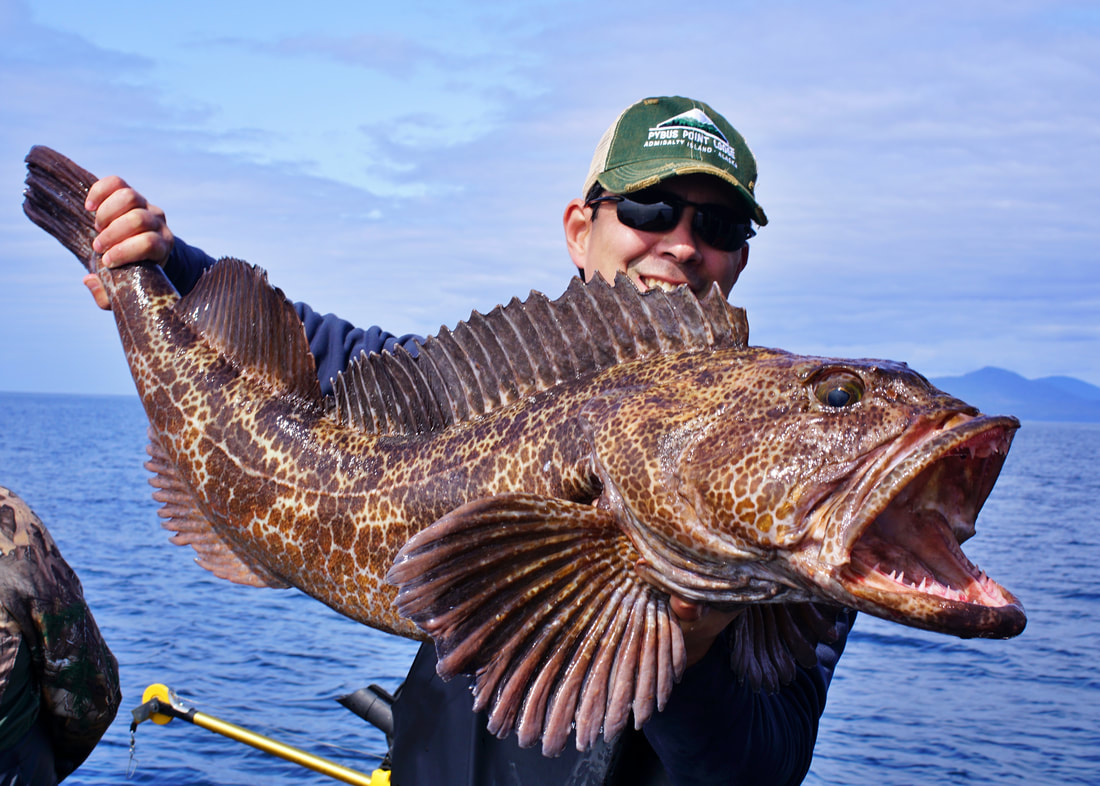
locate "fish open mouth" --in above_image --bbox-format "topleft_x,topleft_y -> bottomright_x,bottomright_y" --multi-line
835,413 -> 1026,638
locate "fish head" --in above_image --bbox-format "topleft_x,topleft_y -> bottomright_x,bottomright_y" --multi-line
586,347 -> 1025,639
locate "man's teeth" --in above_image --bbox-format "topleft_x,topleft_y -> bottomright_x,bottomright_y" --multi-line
640,277 -> 680,293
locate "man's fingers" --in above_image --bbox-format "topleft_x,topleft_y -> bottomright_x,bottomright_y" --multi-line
82,273 -> 111,311
85,176 -> 173,268
669,596 -> 704,622
99,232 -> 170,269
668,595 -> 743,667
93,204 -> 160,255
91,186 -> 153,234
84,175 -> 130,214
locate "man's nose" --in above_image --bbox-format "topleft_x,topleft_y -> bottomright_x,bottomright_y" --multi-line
658,208 -> 703,263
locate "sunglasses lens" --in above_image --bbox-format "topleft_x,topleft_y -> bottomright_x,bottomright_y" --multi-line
605,194 -> 753,251
693,208 -> 750,251
614,199 -> 679,232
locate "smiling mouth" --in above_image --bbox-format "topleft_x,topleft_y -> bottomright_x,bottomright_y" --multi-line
637,275 -> 686,293
836,414 -> 1026,639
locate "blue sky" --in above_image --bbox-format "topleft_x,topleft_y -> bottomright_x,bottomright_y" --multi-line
2,0 -> 1097,395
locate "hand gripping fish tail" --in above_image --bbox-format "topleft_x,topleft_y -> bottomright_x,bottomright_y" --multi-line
24,145 -> 1025,758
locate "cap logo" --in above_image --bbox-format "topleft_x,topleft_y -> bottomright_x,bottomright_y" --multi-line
642,108 -> 739,169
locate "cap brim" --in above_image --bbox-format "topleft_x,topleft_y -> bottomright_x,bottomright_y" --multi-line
598,161 -> 768,226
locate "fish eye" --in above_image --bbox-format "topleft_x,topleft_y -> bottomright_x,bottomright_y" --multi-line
812,370 -> 864,408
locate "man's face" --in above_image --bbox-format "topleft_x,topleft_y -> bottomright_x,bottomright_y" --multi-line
564,174 -> 751,299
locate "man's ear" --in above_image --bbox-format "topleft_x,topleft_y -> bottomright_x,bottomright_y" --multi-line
563,198 -> 591,274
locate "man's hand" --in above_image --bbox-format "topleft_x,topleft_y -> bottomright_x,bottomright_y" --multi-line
670,595 -> 742,668
82,176 -> 174,310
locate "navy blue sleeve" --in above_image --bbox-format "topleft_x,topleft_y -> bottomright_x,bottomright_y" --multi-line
294,303 -> 422,396
164,238 -> 422,396
162,236 -> 218,296
643,610 -> 854,786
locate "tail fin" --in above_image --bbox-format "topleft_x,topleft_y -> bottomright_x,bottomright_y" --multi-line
23,145 -> 100,273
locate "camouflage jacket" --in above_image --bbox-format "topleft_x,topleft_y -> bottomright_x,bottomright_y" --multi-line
0,486 -> 121,778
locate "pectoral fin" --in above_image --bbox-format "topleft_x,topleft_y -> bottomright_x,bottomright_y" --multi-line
727,602 -> 845,692
387,493 -> 685,755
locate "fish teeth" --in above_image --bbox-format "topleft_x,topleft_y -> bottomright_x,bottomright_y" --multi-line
940,586 -> 966,602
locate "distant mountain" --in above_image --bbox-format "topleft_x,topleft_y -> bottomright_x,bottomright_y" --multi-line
930,367 -> 1100,423
1036,375 -> 1100,402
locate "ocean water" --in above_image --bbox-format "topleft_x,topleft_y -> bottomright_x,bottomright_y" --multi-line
0,391 -> 1096,785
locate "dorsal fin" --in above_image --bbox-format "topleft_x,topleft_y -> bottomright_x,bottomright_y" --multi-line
332,274 -> 748,435
177,258 -> 323,403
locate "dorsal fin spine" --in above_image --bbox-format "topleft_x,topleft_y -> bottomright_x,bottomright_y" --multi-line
393,347 -> 442,432
331,274 -> 749,436
367,353 -> 405,433
374,352 -> 413,433
495,301 -> 543,392
550,280 -> 596,373
415,346 -> 462,426
454,318 -> 505,410
562,277 -> 604,373
586,281 -> 638,364
527,292 -> 577,382
682,290 -> 716,346
480,306 -> 531,402
355,356 -> 382,431
435,327 -> 485,416
504,296 -> 558,389
568,287 -> 618,369
425,337 -> 471,423
346,363 -> 375,432
392,346 -> 443,433
379,349 -> 421,432
347,354 -> 382,431
637,294 -> 678,350
466,312 -> 522,405
332,362 -> 359,430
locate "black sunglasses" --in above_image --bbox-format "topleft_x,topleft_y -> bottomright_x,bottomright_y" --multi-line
586,192 -> 756,252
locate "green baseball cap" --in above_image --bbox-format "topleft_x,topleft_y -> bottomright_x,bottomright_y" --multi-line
583,96 -> 768,226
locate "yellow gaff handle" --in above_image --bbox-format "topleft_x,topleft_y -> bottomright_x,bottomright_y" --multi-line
135,684 -> 386,786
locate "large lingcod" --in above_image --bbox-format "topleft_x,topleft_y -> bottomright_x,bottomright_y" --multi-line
23,146 -> 1025,756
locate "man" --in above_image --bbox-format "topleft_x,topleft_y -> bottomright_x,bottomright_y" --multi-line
0,487 -> 121,784
83,96 -> 852,785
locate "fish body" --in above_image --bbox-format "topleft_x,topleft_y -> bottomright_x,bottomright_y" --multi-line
24,146 -> 1025,754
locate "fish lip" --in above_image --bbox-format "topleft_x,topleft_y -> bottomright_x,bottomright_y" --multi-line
824,412 -> 1026,638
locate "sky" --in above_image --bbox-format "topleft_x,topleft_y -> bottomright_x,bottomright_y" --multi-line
1,0 -> 1098,396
